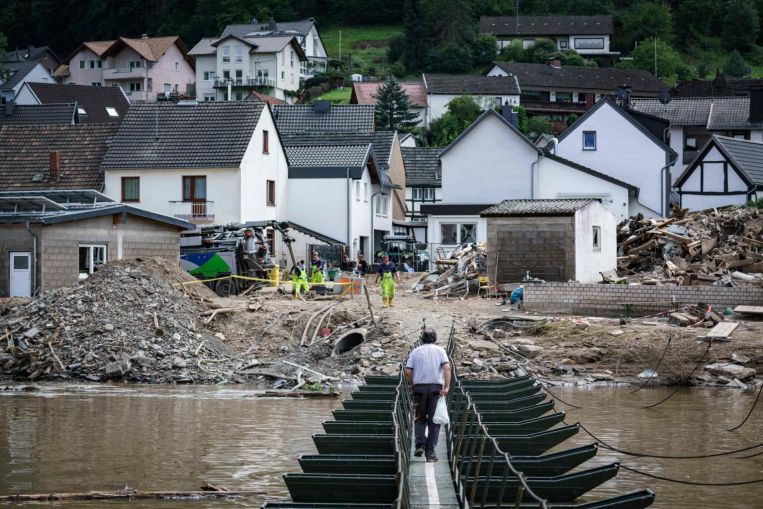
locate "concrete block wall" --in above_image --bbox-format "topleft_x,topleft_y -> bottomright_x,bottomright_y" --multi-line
487,217 -> 574,282
121,215 -> 181,261
524,282 -> 763,317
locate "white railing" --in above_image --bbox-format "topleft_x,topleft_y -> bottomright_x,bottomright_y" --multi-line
169,200 -> 215,223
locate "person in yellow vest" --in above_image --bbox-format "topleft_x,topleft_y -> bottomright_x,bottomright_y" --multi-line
310,252 -> 325,285
291,260 -> 309,299
375,253 -> 400,307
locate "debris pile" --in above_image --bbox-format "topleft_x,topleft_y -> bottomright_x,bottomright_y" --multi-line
617,207 -> 763,285
412,243 -> 488,297
0,258 -> 248,384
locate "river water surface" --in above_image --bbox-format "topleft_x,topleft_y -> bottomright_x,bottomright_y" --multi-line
0,384 -> 761,508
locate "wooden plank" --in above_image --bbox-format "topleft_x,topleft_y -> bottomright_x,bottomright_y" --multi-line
706,321 -> 739,339
734,305 -> 763,315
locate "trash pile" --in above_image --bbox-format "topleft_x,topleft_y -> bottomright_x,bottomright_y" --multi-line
0,257 -> 250,384
617,207 -> 763,285
411,243 -> 488,298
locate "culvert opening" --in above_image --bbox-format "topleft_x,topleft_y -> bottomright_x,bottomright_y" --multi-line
334,329 -> 366,355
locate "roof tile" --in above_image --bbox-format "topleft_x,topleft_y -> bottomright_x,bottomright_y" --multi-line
481,199 -> 595,216
27,83 -> 128,124
0,103 -> 76,126
480,15 -> 613,36
272,104 -> 375,134
352,81 -> 427,107
424,74 -> 521,95
402,147 -> 441,186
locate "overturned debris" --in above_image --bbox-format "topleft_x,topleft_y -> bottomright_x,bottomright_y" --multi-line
412,243 -> 488,298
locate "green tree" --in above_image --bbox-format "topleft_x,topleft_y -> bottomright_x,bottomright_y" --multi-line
722,0 -> 759,52
498,40 -> 524,62
525,116 -> 553,140
426,43 -> 473,73
524,38 -> 558,63
472,34 -> 498,66
423,0 -> 475,46
621,1 -> 673,48
374,75 -> 420,132
624,38 -> 682,81
400,0 -> 430,71
0,32 -> 7,82
427,96 -> 483,146
673,0 -> 722,49
724,50 -> 751,77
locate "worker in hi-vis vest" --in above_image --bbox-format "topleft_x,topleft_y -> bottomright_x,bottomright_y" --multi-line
375,253 -> 400,307
310,251 -> 325,285
291,260 -> 309,299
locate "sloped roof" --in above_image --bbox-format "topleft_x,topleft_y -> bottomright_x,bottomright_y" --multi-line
0,61 -> 46,91
0,103 -> 77,126
351,81 -> 427,107
424,74 -> 521,95
188,38 -> 217,56
441,108 -> 541,158
61,40 -> 115,65
25,83 -> 128,124
280,131 -> 395,166
102,36 -> 182,62
285,144 -> 371,169
402,147 -> 442,186
481,199 -> 595,217
490,61 -> 666,95
480,15 -> 613,36
189,35 -> 306,59
1,46 -> 60,64
713,136 -> 763,185
672,75 -> 763,98
272,104 -> 375,134
247,91 -> 287,105
632,96 -> 763,129
0,124 -> 119,190
222,19 -> 316,38
102,102 -> 265,170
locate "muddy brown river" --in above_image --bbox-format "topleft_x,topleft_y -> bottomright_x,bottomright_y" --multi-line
0,384 -> 761,508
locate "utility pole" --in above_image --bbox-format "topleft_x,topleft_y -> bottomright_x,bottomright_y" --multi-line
654,38 -> 657,77
339,29 -> 342,62
515,0 -> 519,32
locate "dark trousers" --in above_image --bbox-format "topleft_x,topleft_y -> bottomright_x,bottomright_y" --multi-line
413,383 -> 442,459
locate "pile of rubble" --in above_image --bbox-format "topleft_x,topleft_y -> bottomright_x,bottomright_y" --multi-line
412,243 -> 488,297
0,258 -> 250,384
617,207 -> 763,285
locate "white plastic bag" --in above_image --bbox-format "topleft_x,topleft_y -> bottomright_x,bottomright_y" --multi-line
432,396 -> 449,425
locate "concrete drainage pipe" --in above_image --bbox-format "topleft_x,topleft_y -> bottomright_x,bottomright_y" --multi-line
333,328 -> 367,355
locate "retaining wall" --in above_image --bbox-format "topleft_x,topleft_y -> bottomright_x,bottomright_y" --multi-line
523,282 -> 763,316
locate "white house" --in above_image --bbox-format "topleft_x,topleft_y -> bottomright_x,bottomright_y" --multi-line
0,61 -> 53,102
674,135 -> 762,210
222,18 -> 328,79
189,34 -> 306,103
556,97 -> 677,217
101,101 -> 289,260
420,108 -> 637,248
284,144 -> 395,261
422,74 -> 520,126
480,15 -> 618,59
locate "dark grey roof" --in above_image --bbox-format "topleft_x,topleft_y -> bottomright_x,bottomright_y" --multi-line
424,74 -> 521,95
222,19 -> 316,38
1,46 -> 60,64
272,104 -> 375,134
480,15 -> 613,36
713,136 -> 763,185
102,101 -> 265,169
420,203 -> 494,215
632,96 -> 763,129
672,75 -> 763,98
0,103 -> 77,126
441,109 -> 541,158
285,144 -> 371,169
287,222 -> 344,245
402,147 -> 442,186
25,83 -> 129,124
480,199 -> 595,217
490,61 -> 666,95
280,131 -> 395,166
0,61 -> 45,91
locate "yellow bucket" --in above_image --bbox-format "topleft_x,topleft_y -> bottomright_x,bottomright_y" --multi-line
270,266 -> 280,287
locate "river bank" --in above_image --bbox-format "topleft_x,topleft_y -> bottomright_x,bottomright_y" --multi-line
1,258 -> 761,389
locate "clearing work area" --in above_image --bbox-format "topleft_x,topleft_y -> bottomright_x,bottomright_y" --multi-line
1,257 -> 761,390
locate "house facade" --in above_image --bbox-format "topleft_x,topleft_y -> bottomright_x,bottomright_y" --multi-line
189,35 -> 306,103
556,98 -> 677,217
402,147 -> 442,242
420,109 -> 635,249
102,101 -> 289,239
486,60 -> 667,132
674,135 -> 762,210
480,15 -> 618,60
0,61 -> 53,102
59,37 -> 195,101
14,82 -> 129,123
222,18 -> 328,79
351,80 -> 428,127
422,74 -> 520,125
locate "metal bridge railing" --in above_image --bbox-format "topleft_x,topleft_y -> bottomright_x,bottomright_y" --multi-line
392,359 -> 413,509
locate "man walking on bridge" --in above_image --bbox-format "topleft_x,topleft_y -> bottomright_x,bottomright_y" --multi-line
405,328 -> 451,462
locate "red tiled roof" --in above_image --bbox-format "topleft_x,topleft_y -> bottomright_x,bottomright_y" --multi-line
351,81 -> 427,108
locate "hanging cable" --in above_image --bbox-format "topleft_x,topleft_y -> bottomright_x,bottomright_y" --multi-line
619,464 -> 763,486
642,342 -> 711,409
630,334 -> 671,393
727,384 -> 763,432
541,385 -> 584,409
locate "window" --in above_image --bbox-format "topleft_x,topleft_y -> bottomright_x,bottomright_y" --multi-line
234,46 -> 243,63
203,94 -> 216,102
222,46 -> 230,63
266,180 -> 276,206
79,60 -> 85,69
555,92 -> 573,102
685,137 -> 697,149
164,82 -> 172,94
583,131 -> 596,150
183,176 -> 207,201
495,97 -> 502,108
235,91 -> 243,100
441,224 -> 458,244
574,37 -> 605,50
559,39 -> 568,49
424,188 -> 435,200
203,71 -> 215,81
121,176 -> 139,202
281,71 -> 285,80
79,245 -> 107,278
413,188 -> 435,201
592,226 -> 601,250
440,222 -> 476,245
91,81 -> 102,86
77,107 -> 87,116
364,182 -> 368,202
129,82 -> 142,92
355,181 -> 361,200
375,195 -> 389,216
88,60 -> 96,69
460,224 -> 476,244
290,51 -> 294,67
174,84 -> 179,93
128,60 -> 143,69
175,61 -> 180,71
235,69 -> 242,81
263,130 -> 269,153
223,70 -> 230,80
106,107 -> 119,117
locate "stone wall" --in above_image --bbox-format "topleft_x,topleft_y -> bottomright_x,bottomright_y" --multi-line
486,216 -> 575,282
524,282 -> 763,316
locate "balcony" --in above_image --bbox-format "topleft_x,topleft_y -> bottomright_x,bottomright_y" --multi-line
169,200 -> 215,223
521,100 -> 589,115
103,67 -> 146,80
213,78 -> 275,89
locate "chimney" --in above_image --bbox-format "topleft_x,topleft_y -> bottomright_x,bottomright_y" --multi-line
750,88 -> 763,123
549,57 -> 562,69
4,99 -> 15,116
268,17 -> 277,31
141,33 -> 149,39
49,151 -> 60,181
501,104 -> 519,127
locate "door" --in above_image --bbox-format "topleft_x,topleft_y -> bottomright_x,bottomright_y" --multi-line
9,252 -> 31,297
